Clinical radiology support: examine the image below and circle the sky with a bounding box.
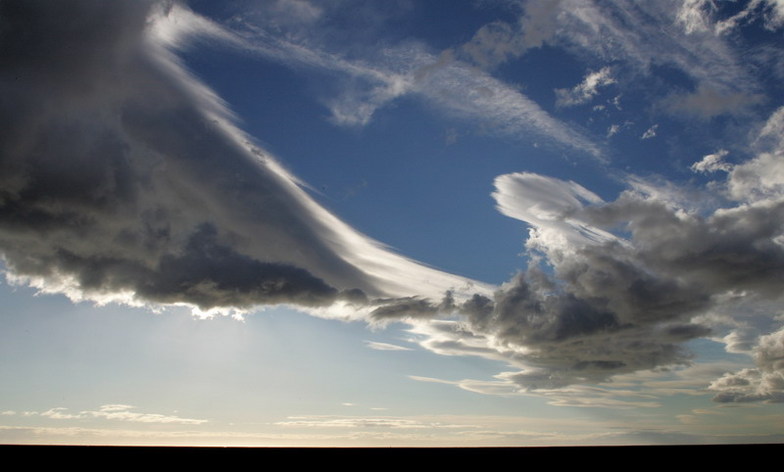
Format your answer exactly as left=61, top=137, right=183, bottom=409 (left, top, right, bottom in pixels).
left=1, top=0, right=784, bottom=446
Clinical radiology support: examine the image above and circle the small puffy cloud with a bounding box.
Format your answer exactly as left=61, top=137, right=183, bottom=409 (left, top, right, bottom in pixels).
left=606, top=121, right=632, bottom=138
left=691, top=149, right=731, bottom=173
left=641, top=124, right=658, bottom=139
left=555, top=67, right=616, bottom=107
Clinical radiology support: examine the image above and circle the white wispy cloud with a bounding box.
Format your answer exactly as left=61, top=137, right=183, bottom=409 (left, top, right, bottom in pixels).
left=511, top=1, right=764, bottom=119
left=691, top=149, right=732, bottom=173
left=364, top=341, right=413, bottom=351
left=275, top=415, right=466, bottom=430
left=214, top=2, right=603, bottom=157
left=555, top=67, right=616, bottom=107
left=21, top=405, right=208, bottom=425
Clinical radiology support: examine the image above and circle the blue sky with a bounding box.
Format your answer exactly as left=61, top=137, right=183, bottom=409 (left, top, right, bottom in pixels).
left=2, top=0, right=784, bottom=446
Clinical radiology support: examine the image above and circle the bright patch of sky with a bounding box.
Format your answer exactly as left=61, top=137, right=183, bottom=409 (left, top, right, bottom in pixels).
left=1, top=0, right=784, bottom=446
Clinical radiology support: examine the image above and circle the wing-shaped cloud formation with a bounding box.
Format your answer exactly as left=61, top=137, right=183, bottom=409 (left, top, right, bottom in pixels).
left=0, top=0, right=484, bottom=317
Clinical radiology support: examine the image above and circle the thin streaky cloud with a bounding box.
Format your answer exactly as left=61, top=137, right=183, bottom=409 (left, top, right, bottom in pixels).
left=364, top=341, right=413, bottom=351
left=199, top=5, right=604, bottom=159
left=24, top=405, right=208, bottom=425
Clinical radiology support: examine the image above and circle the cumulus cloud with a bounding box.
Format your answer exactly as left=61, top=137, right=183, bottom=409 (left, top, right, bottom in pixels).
left=709, top=328, right=784, bottom=402
left=394, top=105, right=784, bottom=392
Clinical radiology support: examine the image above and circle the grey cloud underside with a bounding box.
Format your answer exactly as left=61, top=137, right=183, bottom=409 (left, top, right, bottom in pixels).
left=0, top=0, right=382, bottom=310
left=373, top=172, right=784, bottom=390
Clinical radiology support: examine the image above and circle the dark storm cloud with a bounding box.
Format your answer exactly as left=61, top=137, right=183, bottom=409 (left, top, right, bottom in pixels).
left=0, top=0, right=490, bottom=316
left=584, top=194, right=784, bottom=299
left=454, top=256, right=713, bottom=387
left=0, top=0, right=398, bottom=311
left=479, top=173, right=781, bottom=389
left=49, top=223, right=341, bottom=309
